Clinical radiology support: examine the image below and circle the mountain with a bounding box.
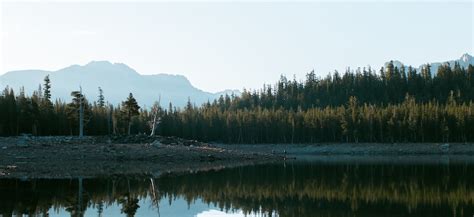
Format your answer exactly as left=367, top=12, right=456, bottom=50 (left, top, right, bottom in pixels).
left=428, top=53, right=473, bottom=74
left=0, top=61, right=240, bottom=108
left=385, top=53, right=473, bottom=75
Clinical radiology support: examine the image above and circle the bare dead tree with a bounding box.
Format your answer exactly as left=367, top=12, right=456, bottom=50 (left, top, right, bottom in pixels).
left=150, top=96, right=161, bottom=136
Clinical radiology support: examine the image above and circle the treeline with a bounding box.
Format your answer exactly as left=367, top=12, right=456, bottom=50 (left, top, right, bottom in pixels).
left=0, top=76, right=145, bottom=136
left=1, top=62, right=473, bottom=143
left=158, top=62, right=474, bottom=143
left=224, top=62, right=474, bottom=110
left=159, top=95, right=474, bottom=143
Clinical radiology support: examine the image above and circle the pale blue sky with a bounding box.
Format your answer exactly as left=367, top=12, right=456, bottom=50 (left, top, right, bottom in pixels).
left=1, top=1, right=473, bottom=92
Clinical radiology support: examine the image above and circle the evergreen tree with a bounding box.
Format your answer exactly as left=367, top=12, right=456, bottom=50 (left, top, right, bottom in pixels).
left=43, top=75, right=52, bottom=106
left=97, top=87, right=105, bottom=108
left=1, top=61, right=473, bottom=143
left=121, top=93, right=141, bottom=135
left=38, top=75, right=54, bottom=135
left=67, top=90, right=91, bottom=136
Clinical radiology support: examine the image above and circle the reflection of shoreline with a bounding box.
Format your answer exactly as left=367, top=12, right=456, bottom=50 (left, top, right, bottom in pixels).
left=1, top=163, right=474, bottom=217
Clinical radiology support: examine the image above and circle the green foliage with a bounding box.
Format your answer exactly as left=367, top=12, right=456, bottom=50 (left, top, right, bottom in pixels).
left=0, top=87, right=143, bottom=136
left=0, top=62, right=473, bottom=143
left=66, top=90, right=92, bottom=135
left=152, top=62, right=474, bottom=143
left=121, top=93, right=141, bottom=135
left=156, top=97, right=474, bottom=143
left=97, top=87, right=105, bottom=108
left=42, top=75, right=52, bottom=107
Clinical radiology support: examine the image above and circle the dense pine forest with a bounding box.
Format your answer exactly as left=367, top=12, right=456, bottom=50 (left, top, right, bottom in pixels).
left=1, top=61, right=473, bottom=143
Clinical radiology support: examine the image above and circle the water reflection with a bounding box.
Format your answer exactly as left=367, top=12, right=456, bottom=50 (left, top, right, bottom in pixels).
left=0, top=162, right=473, bottom=217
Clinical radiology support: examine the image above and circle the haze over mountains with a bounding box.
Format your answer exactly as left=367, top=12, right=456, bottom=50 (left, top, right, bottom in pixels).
left=1, top=53, right=472, bottom=108
left=0, top=61, right=239, bottom=108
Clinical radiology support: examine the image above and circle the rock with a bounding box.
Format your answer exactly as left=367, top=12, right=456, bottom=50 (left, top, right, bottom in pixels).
left=6, top=165, right=17, bottom=170
left=17, top=135, right=29, bottom=147
left=151, top=140, right=162, bottom=147
left=440, top=143, right=450, bottom=153
left=160, top=137, right=173, bottom=145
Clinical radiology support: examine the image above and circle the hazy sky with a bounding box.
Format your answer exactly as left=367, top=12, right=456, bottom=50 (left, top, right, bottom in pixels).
left=1, top=1, right=473, bottom=92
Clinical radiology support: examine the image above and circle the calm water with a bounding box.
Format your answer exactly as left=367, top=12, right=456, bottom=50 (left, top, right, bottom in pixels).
left=1, top=161, right=474, bottom=217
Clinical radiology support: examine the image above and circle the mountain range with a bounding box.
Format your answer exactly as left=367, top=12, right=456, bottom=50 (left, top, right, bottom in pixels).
left=0, top=61, right=239, bottom=108
left=386, top=53, right=473, bottom=75
left=1, top=53, right=472, bottom=108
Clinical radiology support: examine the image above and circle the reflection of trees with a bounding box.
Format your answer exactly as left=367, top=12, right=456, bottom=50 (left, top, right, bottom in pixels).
left=0, top=163, right=473, bottom=217
left=97, top=201, right=104, bottom=217
left=118, top=194, right=139, bottom=217
left=154, top=163, right=474, bottom=217
left=118, top=180, right=140, bottom=217
left=64, top=177, right=88, bottom=217
left=0, top=177, right=148, bottom=217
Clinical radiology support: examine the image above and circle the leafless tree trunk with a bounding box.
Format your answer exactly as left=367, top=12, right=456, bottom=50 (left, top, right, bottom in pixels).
left=150, top=96, right=161, bottom=136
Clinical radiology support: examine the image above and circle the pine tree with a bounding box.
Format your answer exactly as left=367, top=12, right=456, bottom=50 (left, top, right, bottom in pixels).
left=97, top=87, right=105, bottom=108
left=121, top=93, right=141, bottom=135
left=37, top=75, right=54, bottom=135
left=41, top=75, right=53, bottom=110
left=67, top=90, right=91, bottom=136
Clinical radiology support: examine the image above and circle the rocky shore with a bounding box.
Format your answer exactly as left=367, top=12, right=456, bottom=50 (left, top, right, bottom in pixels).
left=0, top=135, right=280, bottom=179
left=2, top=135, right=473, bottom=179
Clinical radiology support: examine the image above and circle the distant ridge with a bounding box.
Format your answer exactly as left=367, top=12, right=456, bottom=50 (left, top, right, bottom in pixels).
left=1, top=54, right=471, bottom=107
left=385, top=53, right=474, bottom=75
left=0, top=61, right=240, bottom=108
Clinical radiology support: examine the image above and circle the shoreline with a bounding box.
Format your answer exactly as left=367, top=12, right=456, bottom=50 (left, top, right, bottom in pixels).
left=0, top=136, right=280, bottom=179
left=216, top=142, right=474, bottom=156
left=216, top=143, right=474, bottom=165
left=1, top=136, right=474, bottom=179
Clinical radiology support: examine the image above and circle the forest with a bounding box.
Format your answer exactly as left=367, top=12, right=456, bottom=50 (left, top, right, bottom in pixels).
left=1, top=61, right=473, bottom=143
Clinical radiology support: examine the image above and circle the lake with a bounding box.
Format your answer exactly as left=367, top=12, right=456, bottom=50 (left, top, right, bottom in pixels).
left=1, top=159, right=473, bottom=217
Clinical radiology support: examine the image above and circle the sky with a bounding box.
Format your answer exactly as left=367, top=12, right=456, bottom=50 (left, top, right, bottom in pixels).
left=1, top=0, right=473, bottom=92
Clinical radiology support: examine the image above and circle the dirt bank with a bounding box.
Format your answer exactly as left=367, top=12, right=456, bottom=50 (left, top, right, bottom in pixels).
left=0, top=136, right=280, bottom=179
